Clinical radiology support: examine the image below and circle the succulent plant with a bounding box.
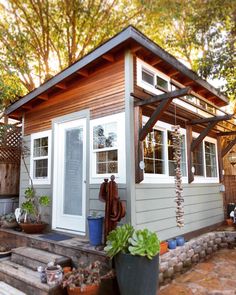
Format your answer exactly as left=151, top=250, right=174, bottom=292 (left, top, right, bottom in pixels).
left=104, top=224, right=160, bottom=260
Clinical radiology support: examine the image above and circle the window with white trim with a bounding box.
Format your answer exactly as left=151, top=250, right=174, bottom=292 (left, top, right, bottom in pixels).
left=90, top=113, right=125, bottom=183
left=30, top=130, right=51, bottom=185
left=143, top=120, right=187, bottom=179
left=137, top=58, right=170, bottom=95
left=192, top=134, right=218, bottom=180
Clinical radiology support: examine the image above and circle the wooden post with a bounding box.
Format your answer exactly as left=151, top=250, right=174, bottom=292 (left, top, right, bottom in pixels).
left=186, top=125, right=194, bottom=183
left=134, top=106, right=144, bottom=183
left=217, top=137, right=223, bottom=183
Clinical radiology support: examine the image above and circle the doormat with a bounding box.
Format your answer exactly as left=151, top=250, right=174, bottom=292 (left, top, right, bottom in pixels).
left=39, top=233, right=73, bottom=241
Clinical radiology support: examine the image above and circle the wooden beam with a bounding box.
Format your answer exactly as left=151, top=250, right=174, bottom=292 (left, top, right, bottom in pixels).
left=189, top=114, right=233, bottom=125
left=186, top=125, right=194, bottom=183
left=134, top=106, right=144, bottom=183
left=139, top=97, right=174, bottom=141
left=191, top=121, right=218, bottom=151
left=149, top=58, right=163, bottom=66
left=168, top=70, right=180, bottom=77
left=37, top=94, right=48, bottom=101
left=222, top=137, right=236, bottom=157
left=102, top=53, right=114, bottom=62
left=77, top=69, right=89, bottom=77
left=21, top=105, right=32, bottom=110
left=217, top=131, right=236, bottom=137
left=55, top=82, right=67, bottom=90
left=131, top=45, right=142, bottom=53
left=183, top=80, right=194, bottom=86
left=134, top=87, right=191, bottom=107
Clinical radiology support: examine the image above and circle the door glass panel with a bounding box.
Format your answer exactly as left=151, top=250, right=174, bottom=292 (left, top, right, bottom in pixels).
left=63, top=127, right=83, bottom=216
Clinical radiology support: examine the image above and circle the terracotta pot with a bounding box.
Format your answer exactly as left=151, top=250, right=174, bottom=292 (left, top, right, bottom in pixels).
left=67, top=285, right=99, bottom=295
left=226, top=218, right=234, bottom=226
left=19, top=223, right=47, bottom=234
left=160, top=241, right=168, bottom=255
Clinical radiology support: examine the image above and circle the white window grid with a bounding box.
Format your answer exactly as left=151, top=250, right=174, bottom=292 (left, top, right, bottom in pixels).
left=30, top=130, right=52, bottom=185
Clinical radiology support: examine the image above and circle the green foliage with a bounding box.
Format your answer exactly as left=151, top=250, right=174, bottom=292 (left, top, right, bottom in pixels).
left=21, top=187, right=50, bottom=223
left=104, top=224, right=134, bottom=258
left=39, top=196, right=51, bottom=207
left=104, top=224, right=160, bottom=260
left=128, top=229, right=160, bottom=259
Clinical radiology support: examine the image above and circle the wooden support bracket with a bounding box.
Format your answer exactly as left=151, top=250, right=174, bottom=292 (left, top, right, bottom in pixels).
left=222, top=137, right=236, bottom=157
left=139, top=97, right=174, bottom=141
left=191, top=121, right=218, bottom=151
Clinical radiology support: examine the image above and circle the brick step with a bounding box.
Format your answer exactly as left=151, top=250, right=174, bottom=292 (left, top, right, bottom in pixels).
left=0, top=260, right=65, bottom=295
left=11, top=247, right=71, bottom=270
left=0, top=281, right=26, bottom=295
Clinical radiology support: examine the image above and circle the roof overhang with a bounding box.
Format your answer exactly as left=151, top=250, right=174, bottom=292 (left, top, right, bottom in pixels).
left=5, top=26, right=229, bottom=117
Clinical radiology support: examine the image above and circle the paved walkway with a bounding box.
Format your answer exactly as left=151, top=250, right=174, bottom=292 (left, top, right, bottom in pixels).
left=159, top=248, right=236, bottom=295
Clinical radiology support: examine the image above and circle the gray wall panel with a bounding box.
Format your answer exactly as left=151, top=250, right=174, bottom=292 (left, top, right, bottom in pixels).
left=135, top=183, right=224, bottom=241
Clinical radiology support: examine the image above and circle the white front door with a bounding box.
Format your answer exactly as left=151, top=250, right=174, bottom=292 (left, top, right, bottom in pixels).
left=53, top=118, right=86, bottom=234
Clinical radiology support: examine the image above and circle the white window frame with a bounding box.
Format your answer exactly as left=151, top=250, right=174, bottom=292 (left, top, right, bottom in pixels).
left=137, top=58, right=170, bottom=95
left=143, top=118, right=188, bottom=183
left=30, top=130, right=52, bottom=185
left=90, top=113, right=126, bottom=184
left=192, top=132, right=219, bottom=183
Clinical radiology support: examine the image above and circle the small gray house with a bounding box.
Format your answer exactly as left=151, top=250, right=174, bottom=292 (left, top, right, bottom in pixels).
left=5, top=26, right=233, bottom=241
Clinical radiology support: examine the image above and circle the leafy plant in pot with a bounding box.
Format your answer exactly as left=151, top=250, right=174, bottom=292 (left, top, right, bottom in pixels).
left=62, top=261, right=102, bottom=295
left=104, top=224, right=160, bottom=295
left=20, top=187, right=50, bottom=234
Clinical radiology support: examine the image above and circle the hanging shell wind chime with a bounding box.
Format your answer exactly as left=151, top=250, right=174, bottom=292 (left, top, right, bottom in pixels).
left=172, top=125, right=184, bottom=227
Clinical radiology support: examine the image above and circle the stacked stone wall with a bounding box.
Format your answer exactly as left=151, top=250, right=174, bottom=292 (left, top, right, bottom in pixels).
left=159, top=231, right=236, bottom=285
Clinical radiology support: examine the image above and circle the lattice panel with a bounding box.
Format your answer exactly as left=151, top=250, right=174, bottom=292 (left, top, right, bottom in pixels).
left=0, top=124, right=22, bottom=148
left=0, top=124, right=22, bottom=164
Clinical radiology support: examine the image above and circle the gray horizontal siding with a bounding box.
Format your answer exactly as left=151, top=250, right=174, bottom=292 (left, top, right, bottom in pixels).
left=135, top=183, right=223, bottom=241
left=89, top=184, right=128, bottom=223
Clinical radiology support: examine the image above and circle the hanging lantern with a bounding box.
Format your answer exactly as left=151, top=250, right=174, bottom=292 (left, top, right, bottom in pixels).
left=228, top=150, right=236, bottom=166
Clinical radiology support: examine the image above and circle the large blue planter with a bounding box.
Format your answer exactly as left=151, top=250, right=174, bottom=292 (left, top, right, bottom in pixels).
left=87, top=216, right=104, bottom=246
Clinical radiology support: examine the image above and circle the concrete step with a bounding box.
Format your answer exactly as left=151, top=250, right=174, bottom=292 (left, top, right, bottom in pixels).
left=0, top=281, right=27, bottom=295
left=0, top=260, right=65, bottom=295
left=11, top=247, right=71, bottom=270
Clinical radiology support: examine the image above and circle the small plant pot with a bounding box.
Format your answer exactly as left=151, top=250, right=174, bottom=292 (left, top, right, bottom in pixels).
left=19, top=222, right=47, bottom=234
left=160, top=241, right=168, bottom=255
left=87, top=216, right=104, bottom=246
left=45, top=265, right=63, bottom=286
left=176, top=236, right=185, bottom=246
left=67, top=285, right=99, bottom=295
left=168, top=239, right=176, bottom=249
left=226, top=218, right=234, bottom=226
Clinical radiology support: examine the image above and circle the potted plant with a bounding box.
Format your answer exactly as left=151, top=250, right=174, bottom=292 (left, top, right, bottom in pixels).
left=87, top=212, right=104, bottom=246
left=19, top=187, right=50, bottom=234
left=104, top=224, right=160, bottom=295
left=0, top=213, right=18, bottom=228
left=62, top=261, right=102, bottom=295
